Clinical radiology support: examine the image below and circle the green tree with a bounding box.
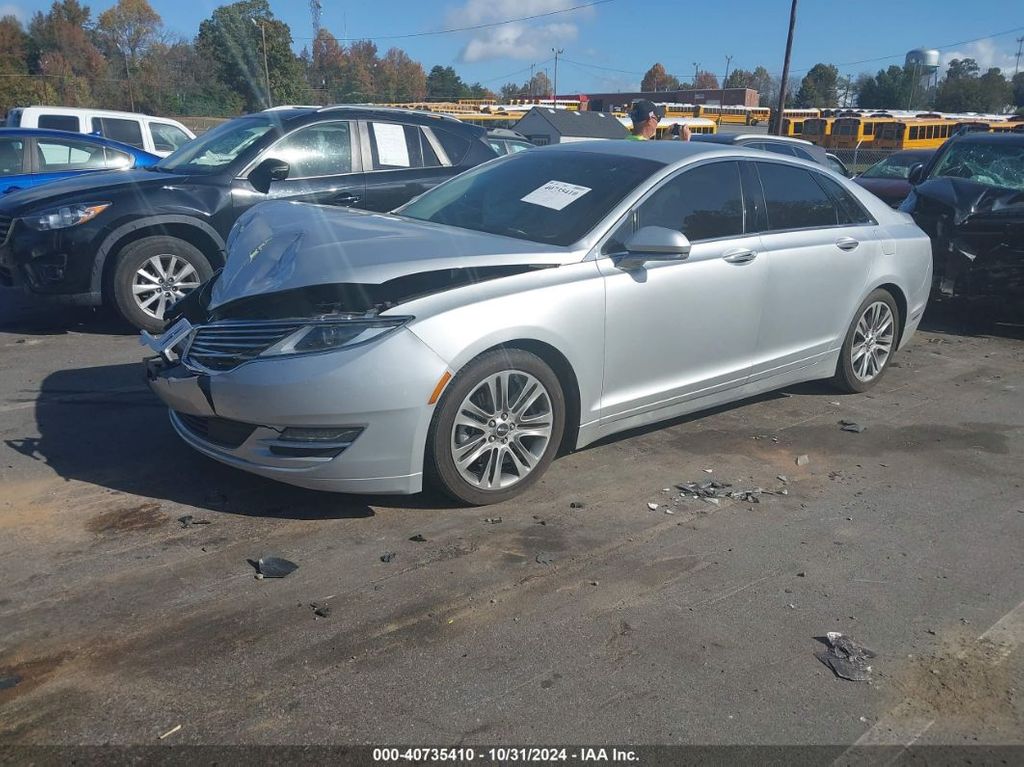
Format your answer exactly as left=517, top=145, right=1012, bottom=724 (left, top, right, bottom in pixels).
left=1013, top=72, right=1024, bottom=110
left=426, top=65, right=465, bottom=100
left=97, top=0, right=161, bottom=64
left=933, top=59, right=1010, bottom=113
left=0, top=16, right=43, bottom=113
left=378, top=47, right=426, bottom=102
left=694, top=70, right=719, bottom=89
left=641, top=63, right=679, bottom=92
left=794, top=63, right=839, bottom=108
left=724, top=68, right=754, bottom=89
left=197, top=0, right=305, bottom=112
left=28, top=0, right=107, bottom=105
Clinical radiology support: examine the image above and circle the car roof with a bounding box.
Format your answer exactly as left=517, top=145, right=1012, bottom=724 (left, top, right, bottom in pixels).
left=950, top=131, right=1024, bottom=145
left=692, top=133, right=815, bottom=147
left=13, top=105, right=188, bottom=124
left=530, top=139, right=787, bottom=165
left=0, top=127, right=150, bottom=152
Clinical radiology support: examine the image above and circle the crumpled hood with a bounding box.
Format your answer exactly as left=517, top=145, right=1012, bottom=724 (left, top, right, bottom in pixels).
left=906, top=177, right=1024, bottom=226
left=210, top=200, right=576, bottom=311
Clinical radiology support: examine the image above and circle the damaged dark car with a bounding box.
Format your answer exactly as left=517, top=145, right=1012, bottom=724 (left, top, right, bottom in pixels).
left=901, top=132, right=1024, bottom=313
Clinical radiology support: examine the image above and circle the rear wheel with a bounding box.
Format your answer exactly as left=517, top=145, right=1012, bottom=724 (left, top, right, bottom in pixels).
left=833, top=289, right=900, bottom=393
left=111, top=235, right=212, bottom=332
left=427, top=349, right=566, bottom=506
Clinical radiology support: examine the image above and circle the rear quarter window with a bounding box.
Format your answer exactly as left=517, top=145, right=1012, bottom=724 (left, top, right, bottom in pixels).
left=432, top=127, right=472, bottom=164
left=38, top=114, right=80, bottom=132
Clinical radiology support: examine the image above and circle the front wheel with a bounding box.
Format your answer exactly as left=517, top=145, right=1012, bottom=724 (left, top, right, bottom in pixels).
left=833, top=289, right=900, bottom=393
left=111, top=235, right=212, bottom=332
left=427, top=349, right=566, bottom=506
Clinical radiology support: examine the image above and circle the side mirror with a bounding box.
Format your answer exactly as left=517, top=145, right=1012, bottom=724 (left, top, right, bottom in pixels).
left=617, top=226, right=691, bottom=271
left=248, top=158, right=289, bottom=194
left=907, top=163, right=925, bottom=186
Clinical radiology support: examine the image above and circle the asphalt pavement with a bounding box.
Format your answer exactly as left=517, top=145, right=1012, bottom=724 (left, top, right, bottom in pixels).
left=0, top=288, right=1022, bottom=748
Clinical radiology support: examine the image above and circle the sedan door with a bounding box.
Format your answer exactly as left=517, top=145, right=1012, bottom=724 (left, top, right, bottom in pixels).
left=233, top=120, right=368, bottom=215
left=598, top=160, right=768, bottom=426
left=748, top=160, right=880, bottom=383
left=359, top=121, right=458, bottom=211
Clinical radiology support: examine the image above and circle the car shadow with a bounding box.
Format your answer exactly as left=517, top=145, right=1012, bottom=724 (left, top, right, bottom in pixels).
left=0, top=288, right=132, bottom=338
left=5, top=362, right=468, bottom=519
left=920, top=301, right=1024, bottom=341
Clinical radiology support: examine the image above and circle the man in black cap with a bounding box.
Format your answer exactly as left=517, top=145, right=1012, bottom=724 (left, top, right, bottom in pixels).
left=627, top=99, right=688, bottom=141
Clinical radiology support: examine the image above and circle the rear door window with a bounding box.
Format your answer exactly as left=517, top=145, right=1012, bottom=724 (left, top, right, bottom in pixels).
left=91, top=117, right=144, bottom=148
left=368, top=122, right=440, bottom=170
left=815, top=174, right=875, bottom=225
left=757, top=161, right=839, bottom=230
left=0, top=137, right=25, bottom=176
left=38, top=114, right=80, bottom=132
left=636, top=161, right=745, bottom=242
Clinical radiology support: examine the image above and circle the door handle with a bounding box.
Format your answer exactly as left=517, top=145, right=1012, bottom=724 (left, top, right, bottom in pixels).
left=332, top=192, right=361, bottom=206
left=836, top=237, right=860, bottom=251
left=722, top=248, right=757, bottom=264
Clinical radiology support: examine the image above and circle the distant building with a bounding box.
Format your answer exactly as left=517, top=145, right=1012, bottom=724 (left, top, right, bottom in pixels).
left=514, top=107, right=628, bottom=145
left=578, top=88, right=760, bottom=111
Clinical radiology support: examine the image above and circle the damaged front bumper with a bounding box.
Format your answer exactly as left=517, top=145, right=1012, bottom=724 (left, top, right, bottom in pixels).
left=144, top=327, right=450, bottom=495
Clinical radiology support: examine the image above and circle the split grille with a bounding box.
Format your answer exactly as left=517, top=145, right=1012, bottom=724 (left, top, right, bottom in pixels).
left=174, top=412, right=257, bottom=449
left=185, top=320, right=306, bottom=372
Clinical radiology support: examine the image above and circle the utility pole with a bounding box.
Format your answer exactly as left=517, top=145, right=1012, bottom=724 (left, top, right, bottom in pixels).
left=120, top=47, right=134, bottom=112
left=552, top=48, right=564, bottom=106
left=529, top=63, right=535, bottom=100
left=720, top=54, right=733, bottom=121
left=692, top=61, right=700, bottom=86
left=774, top=0, right=798, bottom=135
left=1015, top=36, right=1024, bottom=76
left=252, top=18, right=273, bottom=108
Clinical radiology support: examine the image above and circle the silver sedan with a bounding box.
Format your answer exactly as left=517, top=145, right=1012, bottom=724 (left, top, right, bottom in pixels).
left=144, top=141, right=932, bottom=505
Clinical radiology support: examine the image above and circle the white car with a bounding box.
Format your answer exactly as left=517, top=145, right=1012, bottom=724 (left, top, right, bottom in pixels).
left=5, top=106, right=195, bottom=157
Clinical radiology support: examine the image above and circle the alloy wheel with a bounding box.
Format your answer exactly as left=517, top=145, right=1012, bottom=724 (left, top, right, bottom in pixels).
left=851, top=300, right=895, bottom=382
left=449, top=370, right=553, bottom=491
left=132, top=254, right=201, bottom=320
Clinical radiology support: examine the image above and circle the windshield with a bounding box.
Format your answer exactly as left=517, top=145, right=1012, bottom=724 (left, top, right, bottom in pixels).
left=929, top=141, right=1024, bottom=191
left=156, top=117, right=274, bottom=174
left=398, top=150, right=663, bottom=246
left=861, top=153, right=928, bottom=180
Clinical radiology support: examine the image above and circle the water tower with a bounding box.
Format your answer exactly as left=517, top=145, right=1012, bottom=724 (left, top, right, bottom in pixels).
left=905, top=48, right=940, bottom=99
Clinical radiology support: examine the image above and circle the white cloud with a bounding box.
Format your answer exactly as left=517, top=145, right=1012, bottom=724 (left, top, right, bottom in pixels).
left=448, top=0, right=594, bottom=62
left=0, top=3, right=26, bottom=21
left=941, top=38, right=1019, bottom=73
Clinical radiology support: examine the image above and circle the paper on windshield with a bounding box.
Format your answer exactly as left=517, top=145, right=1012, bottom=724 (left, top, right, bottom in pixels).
left=521, top=180, right=592, bottom=211
left=374, top=123, right=410, bottom=167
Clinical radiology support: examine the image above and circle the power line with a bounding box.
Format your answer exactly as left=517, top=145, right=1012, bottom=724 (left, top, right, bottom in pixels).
left=293, top=0, right=614, bottom=42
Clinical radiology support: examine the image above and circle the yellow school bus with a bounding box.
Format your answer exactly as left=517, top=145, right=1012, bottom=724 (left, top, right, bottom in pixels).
left=827, top=115, right=896, bottom=149
left=874, top=119, right=958, bottom=150
left=452, top=112, right=526, bottom=130
left=800, top=117, right=834, bottom=145
left=614, top=116, right=717, bottom=137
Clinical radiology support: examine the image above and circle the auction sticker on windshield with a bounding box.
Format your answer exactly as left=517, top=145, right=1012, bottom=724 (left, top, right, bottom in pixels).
left=521, top=180, right=592, bottom=211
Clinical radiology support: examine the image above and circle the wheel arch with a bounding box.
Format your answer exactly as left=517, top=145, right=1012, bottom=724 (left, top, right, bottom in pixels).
left=92, top=216, right=226, bottom=298
left=874, top=282, right=908, bottom=347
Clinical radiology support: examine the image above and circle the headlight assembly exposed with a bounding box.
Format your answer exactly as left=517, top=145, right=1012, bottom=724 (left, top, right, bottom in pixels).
left=261, top=317, right=411, bottom=357
left=24, top=202, right=111, bottom=231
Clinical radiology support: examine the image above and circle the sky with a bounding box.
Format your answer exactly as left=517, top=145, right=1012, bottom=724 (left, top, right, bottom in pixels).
left=3, top=0, right=1023, bottom=93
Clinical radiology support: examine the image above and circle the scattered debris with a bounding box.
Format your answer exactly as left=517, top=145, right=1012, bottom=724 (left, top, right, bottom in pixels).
left=796, top=455, right=810, bottom=466
left=0, top=674, right=22, bottom=690
left=569, top=502, right=585, bottom=509
left=380, top=551, right=396, bottom=563
left=535, top=552, right=554, bottom=566
left=158, top=724, right=182, bottom=740
left=408, top=534, right=427, bottom=542
left=533, top=515, right=547, bottom=525
left=664, top=508, right=674, bottom=515
left=589, top=580, right=600, bottom=586
left=702, top=468, right=714, bottom=474
left=177, top=515, right=211, bottom=529
left=484, top=517, right=503, bottom=524
left=797, top=571, right=806, bottom=577
left=839, top=420, right=867, bottom=433
left=309, top=602, right=331, bottom=619
left=816, top=631, right=876, bottom=682
left=647, top=502, right=660, bottom=511
left=251, top=557, right=298, bottom=579
left=777, top=475, right=788, bottom=483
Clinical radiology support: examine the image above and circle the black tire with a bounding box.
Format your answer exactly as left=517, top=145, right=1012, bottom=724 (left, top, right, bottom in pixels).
left=111, top=235, right=213, bottom=333
left=427, top=349, right=566, bottom=506
left=833, top=288, right=901, bottom=393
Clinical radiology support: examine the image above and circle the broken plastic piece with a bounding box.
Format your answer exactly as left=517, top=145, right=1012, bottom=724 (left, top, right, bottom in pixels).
left=409, top=534, right=427, bottom=542
left=839, top=420, right=867, bottom=433
left=816, top=631, right=876, bottom=682
left=796, top=455, right=810, bottom=466
left=254, top=557, right=298, bottom=578
left=380, top=551, right=396, bottom=563
left=484, top=517, right=503, bottom=524
left=0, top=674, right=22, bottom=690
left=536, top=552, right=554, bottom=565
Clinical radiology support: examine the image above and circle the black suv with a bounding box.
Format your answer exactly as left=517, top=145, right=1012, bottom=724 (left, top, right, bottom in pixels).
left=0, top=106, right=496, bottom=330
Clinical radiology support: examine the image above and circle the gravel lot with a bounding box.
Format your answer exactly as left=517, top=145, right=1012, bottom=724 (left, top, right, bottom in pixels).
left=1, top=287, right=1022, bottom=747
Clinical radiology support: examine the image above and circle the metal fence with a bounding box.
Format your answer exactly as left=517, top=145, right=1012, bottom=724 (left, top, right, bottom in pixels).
left=828, top=147, right=898, bottom=175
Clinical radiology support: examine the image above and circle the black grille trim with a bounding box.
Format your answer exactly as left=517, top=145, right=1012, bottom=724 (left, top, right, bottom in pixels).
left=175, top=412, right=258, bottom=449
left=184, top=320, right=306, bottom=372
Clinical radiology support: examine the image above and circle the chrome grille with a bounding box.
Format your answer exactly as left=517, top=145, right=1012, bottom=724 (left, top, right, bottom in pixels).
left=0, top=215, right=12, bottom=244
left=185, top=320, right=306, bottom=372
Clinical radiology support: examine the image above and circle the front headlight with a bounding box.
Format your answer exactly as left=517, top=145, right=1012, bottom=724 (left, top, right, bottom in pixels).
left=261, top=317, right=411, bottom=357
left=24, top=202, right=111, bottom=231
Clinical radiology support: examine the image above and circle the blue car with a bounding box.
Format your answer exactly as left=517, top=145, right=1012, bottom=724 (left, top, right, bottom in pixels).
left=0, top=128, right=159, bottom=195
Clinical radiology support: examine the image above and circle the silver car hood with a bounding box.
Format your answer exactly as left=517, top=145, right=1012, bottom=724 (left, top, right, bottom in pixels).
left=210, top=201, right=577, bottom=311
